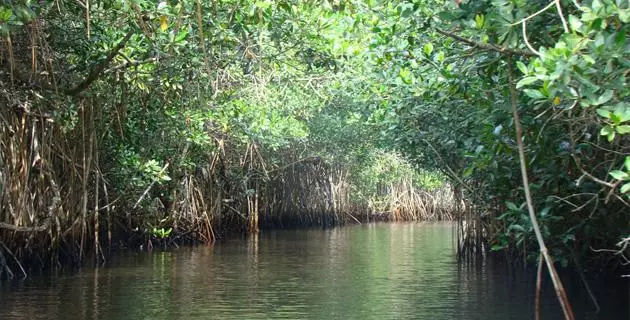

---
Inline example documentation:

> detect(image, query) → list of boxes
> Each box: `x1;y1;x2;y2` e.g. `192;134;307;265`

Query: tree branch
105;57;158;74
0;221;49;232
435;28;536;57
66;30;135;95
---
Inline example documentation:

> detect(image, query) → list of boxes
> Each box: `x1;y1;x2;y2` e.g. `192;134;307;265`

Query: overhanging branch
435;28;536;58
105;57;158;74
66;30;135;95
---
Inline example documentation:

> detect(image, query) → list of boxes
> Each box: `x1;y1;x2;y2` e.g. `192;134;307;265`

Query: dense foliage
357;0;629;269
0;0;627;276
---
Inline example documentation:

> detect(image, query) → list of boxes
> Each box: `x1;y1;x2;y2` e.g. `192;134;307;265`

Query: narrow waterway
0;223;627;319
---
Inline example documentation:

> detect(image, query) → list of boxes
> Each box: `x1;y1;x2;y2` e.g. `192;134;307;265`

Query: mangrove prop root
507;55;575;320
535;252;543;320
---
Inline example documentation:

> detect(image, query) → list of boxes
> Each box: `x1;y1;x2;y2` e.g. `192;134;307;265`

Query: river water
0;223;627;319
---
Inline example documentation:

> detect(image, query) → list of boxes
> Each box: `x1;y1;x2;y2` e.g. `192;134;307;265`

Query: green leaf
463;166;473;177
621;183;630;194
582;55;595;64
609;170;629;181
524;89;545;100
616;125;630;134
423;43;433;56
600;125;614;136
255;0;272;9
0;7;12;22
506;201;519;211
561;233;576;243
516;61;528;75
174;30;189;42
594;90;614;106
619;9;629;23
625;157;630;171
516;76;538;88
508;224;525;233
398;67;413;84
539;206;551;217
596;108;611;119
475;14;485;29
568;15;582;31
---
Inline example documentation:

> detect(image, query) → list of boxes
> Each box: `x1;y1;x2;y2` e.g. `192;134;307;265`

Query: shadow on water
0;223;627;320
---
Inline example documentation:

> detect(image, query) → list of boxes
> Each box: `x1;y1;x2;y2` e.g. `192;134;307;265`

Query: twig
345;211;361;224
421;138;475;195
569;247;600;313
555;0;570;33
511;2;556;26
572;156;615;189
571;193;599;213
605;180;622;203
612;194;630;208
522;21;541;56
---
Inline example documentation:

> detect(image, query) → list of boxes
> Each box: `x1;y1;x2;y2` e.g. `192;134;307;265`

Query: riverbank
0;195;457;279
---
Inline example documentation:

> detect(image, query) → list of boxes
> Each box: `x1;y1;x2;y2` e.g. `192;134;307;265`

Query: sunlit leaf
423;42;433;56
160;15;168;31
516;76;538;88
609;170;628;181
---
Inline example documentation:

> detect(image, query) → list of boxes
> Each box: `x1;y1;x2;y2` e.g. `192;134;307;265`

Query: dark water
0;223;628;319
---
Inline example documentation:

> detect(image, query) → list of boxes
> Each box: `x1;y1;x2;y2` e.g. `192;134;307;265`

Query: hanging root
0;246;15;279
0;241;26;279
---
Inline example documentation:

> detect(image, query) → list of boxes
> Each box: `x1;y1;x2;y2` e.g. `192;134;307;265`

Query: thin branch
421;138;476;195
105;57;158;74
522;21;541;56
133;162;170;209
555;0;570;33
435;28;535;57
572;156;616;189
511;1;556;26
73;0;87;9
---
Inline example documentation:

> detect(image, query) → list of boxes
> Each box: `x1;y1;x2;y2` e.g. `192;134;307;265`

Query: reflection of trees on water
0;225;626;319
